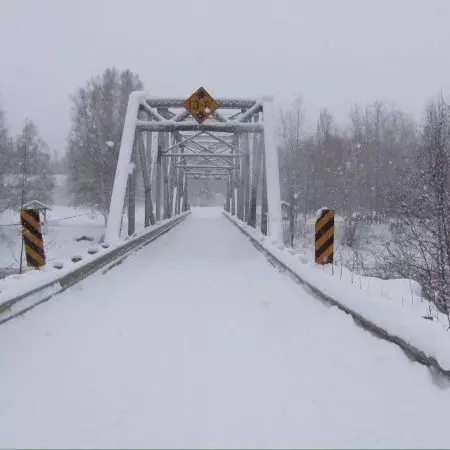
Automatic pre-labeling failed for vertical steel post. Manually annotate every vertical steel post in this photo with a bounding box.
[155,132,163,221]
[262,97,283,241]
[242,127,251,222]
[139,122,155,226]
[236,132,245,220]
[182,174,189,212]
[248,130,263,228]
[261,148,268,236]
[163,133,170,219]
[127,141,136,236]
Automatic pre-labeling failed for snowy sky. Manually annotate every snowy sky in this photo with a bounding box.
[1,0,450,153]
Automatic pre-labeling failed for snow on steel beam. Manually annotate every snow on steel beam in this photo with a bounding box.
[262,95,283,242]
[203,130,244,154]
[162,131,204,154]
[177,151,237,167]
[106,91,141,242]
[136,120,263,133]
[173,110,191,122]
[138,101,165,122]
[146,97,257,109]
[145,98,258,109]
[162,153,239,158]
[238,101,262,122]
[213,111,231,123]
[187,177,228,181]
[156,107,175,120]
[182,170,230,175]
[174,164,236,169]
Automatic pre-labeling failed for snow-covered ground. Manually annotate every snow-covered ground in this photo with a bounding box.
[0,175,107,273]
[1,207,449,448]
[0,199,149,276]
[279,213,449,327]
[0,206,105,271]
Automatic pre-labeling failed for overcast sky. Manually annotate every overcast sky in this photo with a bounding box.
[1,0,450,153]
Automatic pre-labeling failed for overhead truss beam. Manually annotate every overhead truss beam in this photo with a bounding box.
[136,120,263,133]
[106,91,283,244]
[174,164,236,170]
[145,98,258,109]
[162,153,239,158]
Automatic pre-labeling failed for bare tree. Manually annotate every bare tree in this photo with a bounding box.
[67,67,143,223]
[279,96,305,246]
[380,93,450,319]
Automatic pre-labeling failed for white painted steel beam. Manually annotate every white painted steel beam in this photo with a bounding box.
[162,153,239,158]
[136,120,263,133]
[262,96,283,241]
[106,92,141,242]
[173,164,236,169]
[238,101,262,123]
[145,98,258,109]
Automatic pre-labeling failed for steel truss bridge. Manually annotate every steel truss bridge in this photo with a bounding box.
[105,92,282,242]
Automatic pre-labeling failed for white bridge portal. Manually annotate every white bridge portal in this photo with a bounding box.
[105,90,283,243]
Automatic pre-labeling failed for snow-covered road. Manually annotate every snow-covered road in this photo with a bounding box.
[1,208,449,448]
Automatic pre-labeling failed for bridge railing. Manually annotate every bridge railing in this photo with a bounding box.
[0,212,189,325]
[224,210,450,381]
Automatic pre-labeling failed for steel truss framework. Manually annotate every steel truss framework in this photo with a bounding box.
[105,91,282,242]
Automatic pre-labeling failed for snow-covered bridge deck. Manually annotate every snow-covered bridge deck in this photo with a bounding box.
[1,208,449,447]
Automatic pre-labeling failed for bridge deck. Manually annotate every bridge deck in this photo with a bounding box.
[1,208,449,447]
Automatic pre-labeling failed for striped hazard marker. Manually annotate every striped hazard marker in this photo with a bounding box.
[20,209,46,268]
[315,209,334,265]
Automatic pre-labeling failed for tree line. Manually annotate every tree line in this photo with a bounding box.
[0,114,54,212]
[279,94,450,316]
[2,66,449,314]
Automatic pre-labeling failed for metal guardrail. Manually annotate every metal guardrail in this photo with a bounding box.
[0,213,190,326]
[223,212,450,381]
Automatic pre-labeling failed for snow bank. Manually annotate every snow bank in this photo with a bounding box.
[224,212,450,373]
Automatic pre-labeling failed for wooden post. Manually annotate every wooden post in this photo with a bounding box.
[127,142,136,236]
[155,132,163,222]
[261,147,268,235]
[248,131,263,228]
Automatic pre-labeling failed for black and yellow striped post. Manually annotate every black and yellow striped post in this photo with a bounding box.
[315,209,334,265]
[20,209,46,268]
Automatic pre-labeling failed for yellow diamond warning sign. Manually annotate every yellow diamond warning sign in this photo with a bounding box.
[184,87,219,124]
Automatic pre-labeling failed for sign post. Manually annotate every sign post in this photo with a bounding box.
[20,208,46,268]
[315,209,334,264]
